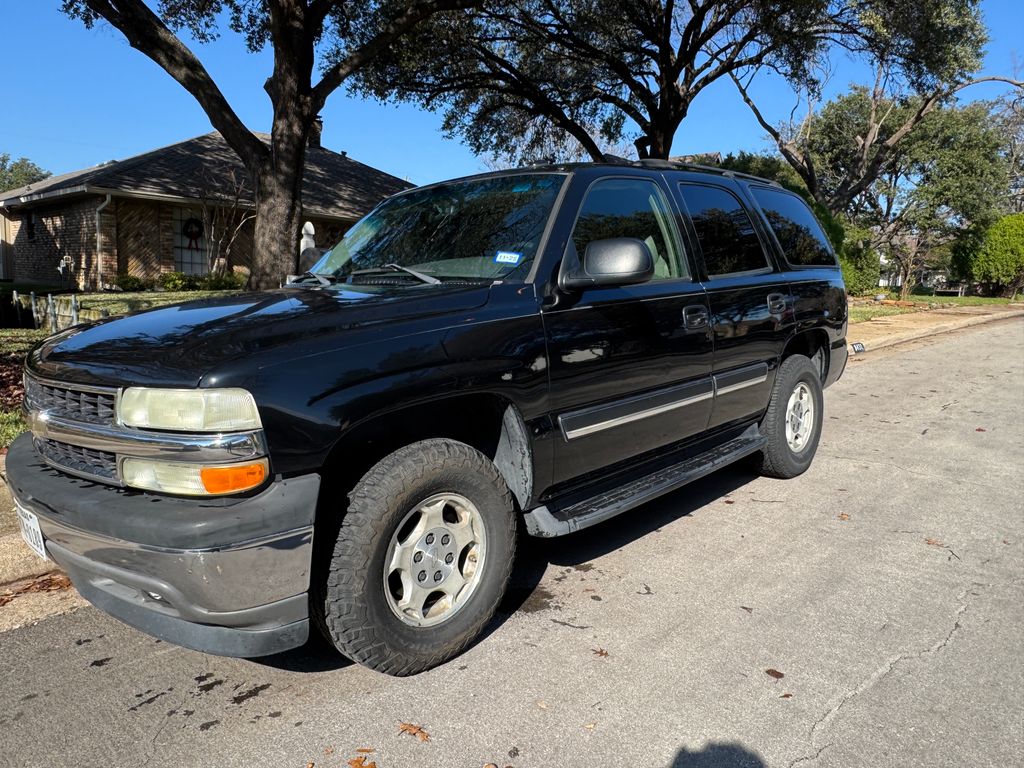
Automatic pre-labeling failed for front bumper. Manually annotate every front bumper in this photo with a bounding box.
[5,433,320,657]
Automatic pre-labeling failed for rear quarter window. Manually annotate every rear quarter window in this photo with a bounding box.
[677,184,769,276]
[750,187,837,267]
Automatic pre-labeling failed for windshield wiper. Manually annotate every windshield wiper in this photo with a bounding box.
[290,271,335,286]
[349,263,441,285]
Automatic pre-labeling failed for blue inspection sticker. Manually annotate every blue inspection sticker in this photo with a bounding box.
[495,251,522,265]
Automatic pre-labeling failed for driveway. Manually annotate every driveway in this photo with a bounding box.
[1,319,1021,768]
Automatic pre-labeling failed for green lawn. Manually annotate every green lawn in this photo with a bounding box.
[904,294,1017,306]
[0,329,49,450]
[0,409,26,451]
[76,289,246,316]
[848,304,921,324]
[0,328,48,357]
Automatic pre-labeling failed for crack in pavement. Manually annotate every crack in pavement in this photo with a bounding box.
[787,587,976,765]
[140,693,186,768]
[786,742,833,768]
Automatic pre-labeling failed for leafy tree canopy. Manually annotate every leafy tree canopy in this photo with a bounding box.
[0,154,50,194]
[349,0,1001,167]
[61,0,475,287]
[970,213,1024,295]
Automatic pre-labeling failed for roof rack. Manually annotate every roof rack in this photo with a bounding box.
[629,157,781,187]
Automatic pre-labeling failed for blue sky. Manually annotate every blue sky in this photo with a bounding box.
[1,1,1019,186]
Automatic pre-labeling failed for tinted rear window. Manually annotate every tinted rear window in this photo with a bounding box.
[750,187,837,266]
[678,184,768,276]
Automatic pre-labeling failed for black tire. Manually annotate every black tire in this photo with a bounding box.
[312,438,516,675]
[757,354,824,479]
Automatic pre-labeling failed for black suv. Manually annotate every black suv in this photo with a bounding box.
[8,161,847,675]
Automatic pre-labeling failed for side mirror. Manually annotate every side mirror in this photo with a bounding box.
[560,238,655,290]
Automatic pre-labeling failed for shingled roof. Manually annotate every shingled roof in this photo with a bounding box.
[0,132,412,220]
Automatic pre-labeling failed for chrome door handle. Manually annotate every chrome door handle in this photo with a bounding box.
[767,293,787,314]
[683,304,709,330]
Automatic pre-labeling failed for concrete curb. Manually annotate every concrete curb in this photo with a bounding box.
[847,308,1024,355]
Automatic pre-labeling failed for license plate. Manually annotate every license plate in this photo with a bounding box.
[16,502,47,561]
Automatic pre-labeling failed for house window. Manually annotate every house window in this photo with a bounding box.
[172,207,208,275]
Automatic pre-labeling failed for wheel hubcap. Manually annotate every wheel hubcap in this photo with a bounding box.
[785,382,815,453]
[383,493,486,627]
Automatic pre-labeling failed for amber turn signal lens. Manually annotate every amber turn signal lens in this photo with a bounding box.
[200,462,267,494]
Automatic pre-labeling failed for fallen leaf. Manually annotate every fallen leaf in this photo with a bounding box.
[306,763,315,768]
[838,513,850,521]
[924,537,945,548]
[780,693,793,699]
[583,722,596,731]
[483,764,499,768]
[975,427,987,432]
[347,758,377,768]
[740,606,753,614]
[356,749,375,754]
[724,499,735,505]
[0,572,73,607]
[324,747,334,756]
[398,722,430,742]
[765,669,785,680]
[591,648,609,657]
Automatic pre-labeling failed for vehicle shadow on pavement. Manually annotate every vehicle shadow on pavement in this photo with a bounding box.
[253,463,758,674]
[489,463,759,635]
[671,742,766,767]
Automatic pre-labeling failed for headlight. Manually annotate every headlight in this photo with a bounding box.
[119,388,262,432]
[121,457,268,496]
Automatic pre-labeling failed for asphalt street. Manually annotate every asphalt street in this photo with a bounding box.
[1,319,1021,768]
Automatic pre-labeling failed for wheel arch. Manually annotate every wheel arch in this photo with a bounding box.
[317,393,534,519]
[781,328,830,382]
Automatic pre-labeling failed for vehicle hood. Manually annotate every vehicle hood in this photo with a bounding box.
[27,283,491,387]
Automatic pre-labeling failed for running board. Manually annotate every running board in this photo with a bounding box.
[523,425,766,537]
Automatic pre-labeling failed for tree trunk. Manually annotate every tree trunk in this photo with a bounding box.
[249,116,309,289]
[250,167,303,289]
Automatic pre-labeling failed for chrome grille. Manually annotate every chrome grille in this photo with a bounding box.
[24,376,117,425]
[34,438,118,481]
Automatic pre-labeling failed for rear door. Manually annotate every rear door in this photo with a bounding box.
[542,174,713,488]
[675,180,793,431]
[745,184,848,364]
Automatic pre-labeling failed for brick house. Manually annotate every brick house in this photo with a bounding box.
[0,130,411,287]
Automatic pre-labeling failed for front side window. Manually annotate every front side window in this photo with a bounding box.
[571,178,686,280]
[313,173,566,282]
[678,184,768,276]
[750,186,837,266]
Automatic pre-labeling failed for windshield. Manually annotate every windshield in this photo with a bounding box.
[311,173,566,282]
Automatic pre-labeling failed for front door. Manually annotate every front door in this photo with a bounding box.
[542,175,714,488]
[675,180,792,430]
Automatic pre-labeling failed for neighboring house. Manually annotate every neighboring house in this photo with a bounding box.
[0,128,411,287]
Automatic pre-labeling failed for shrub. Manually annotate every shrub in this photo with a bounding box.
[114,274,150,292]
[972,213,1024,297]
[197,271,248,290]
[158,271,199,291]
[837,222,880,296]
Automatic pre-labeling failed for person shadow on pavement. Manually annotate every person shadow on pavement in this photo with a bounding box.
[672,742,766,767]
